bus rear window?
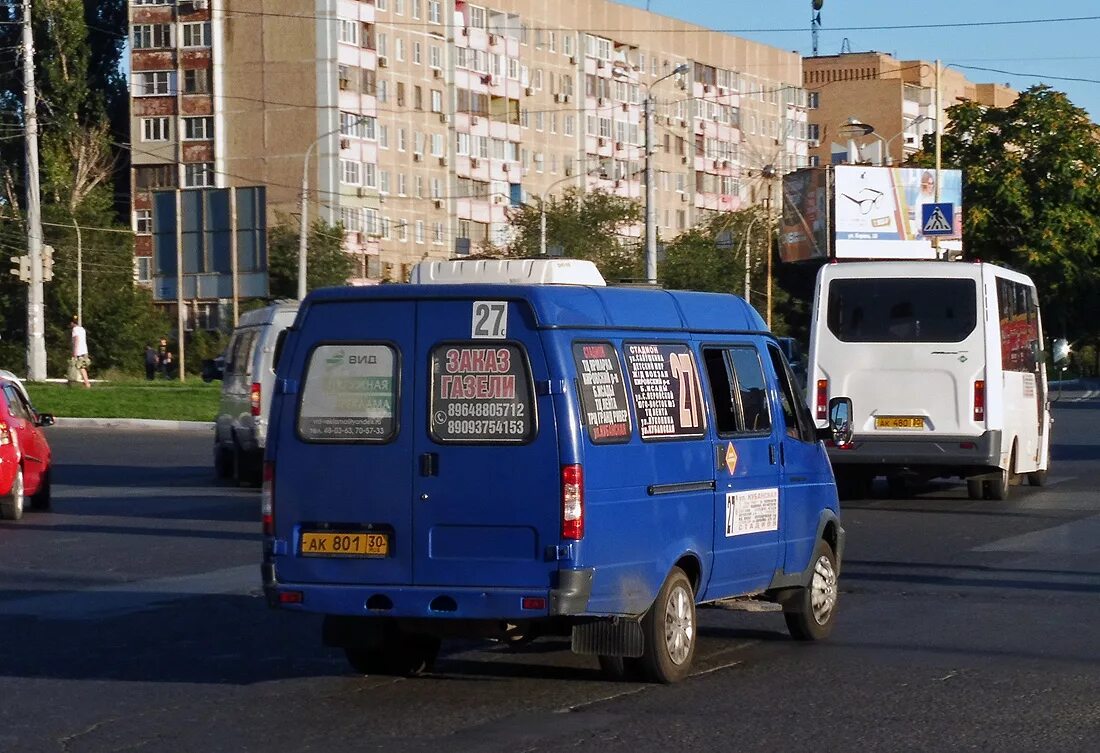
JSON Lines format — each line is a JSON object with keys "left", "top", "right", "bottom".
{"left": 429, "top": 343, "right": 534, "bottom": 443}
{"left": 298, "top": 344, "right": 397, "bottom": 442}
{"left": 827, "top": 278, "right": 977, "bottom": 343}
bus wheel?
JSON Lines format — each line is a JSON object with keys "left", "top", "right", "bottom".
{"left": 985, "top": 466, "right": 1011, "bottom": 501}
{"left": 1028, "top": 469, "right": 1048, "bottom": 487}
{"left": 638, "top": 567, "right": 696, "bottom": 684}
{"left": 784, "top": 539, "right": 839, "bottom": 641}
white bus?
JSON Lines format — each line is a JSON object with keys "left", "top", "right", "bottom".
{"left": 807, "top": 261, "right": 1051, "bottom": 500}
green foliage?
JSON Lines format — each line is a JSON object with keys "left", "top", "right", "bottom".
{"left": 267, "top": 214, "right": 353, "bottom": 298}
{"left": 912, "top": 85, "right": 1100, "bottom": 340}
{"left": 502, "top": 188, "right": 645, "bottom": 281}
{"left": 25, "top": 379, "right": 220, "bottom": 422}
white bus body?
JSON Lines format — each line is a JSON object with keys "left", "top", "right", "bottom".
{"left": 807, "top": 261, "right": 1051, "bottom": 499}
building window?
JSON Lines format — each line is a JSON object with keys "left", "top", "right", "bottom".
{"left": 339, "top": 18, "right": 359, "bottom": 45}
{"left": 397, "top": 221, "right": 408, "bottom": 241}
{"left": 415, "top": 220, "right": 426, "bottom": 244}
{"left": 433, "top": 222, "right": 443, "bottom": 244}
{"left": 430, "top": 45, "right": 442, "bottom": 69}
{"left": 183, "top": 163, "right": 215, "bottom": 189}
{"left": 183, "top": 69, "right": 210, "bottom": 94}
{"left": 182, "top": 116, "right": 214, "bottom": 140}
{"left": 431, "top": 133, "right": 444, "bottom": 156}
{"left": 135, "top": 209, "right": 153, "bottom": 234}
{"left": 468, "top": 5, "right": 487, "bottom": 29}
{"left": 136, "top": 256, "right": 152, "bottom": 283}
{"left": 395, "top": 37, "right": 405, "bottom": 62}
{"left": 395, "top": 0, "right": 405, "bottom": 15}
{"left": 431, "top": 89, "right": 443, "bottom": 112}
{"left": 135, "top": 165, "right": 178, "bottom": 189}
{"left": 428, "top": 0, "right": 441, "bottom": 24}
{"left": 341, "top": 159, "right": 362, "bottom": 185}
{"left": 141, "top": 117, "right": 171, "bottom": 142}
{"left": 808, "top": 91, "right": 820, "bottom": 109}
{"left": 379, "top": 125, "right": 389, "bottom": 148}
{"left": 398, "top": 173, "right": 407, "bottom": 195}
{"left": 134, "top": 71, "right": 176, "bottom": 96}
{"left": 181, "top": 22, "right": 211, "bottom": 48}
{"left": 379, "top": 171, "right": 390, "bottom": 194}
{"left": 132, "top": 24, "right": 173, "bottom": 49}
{"left": 364, "top": 163, "right": 378, "bottom": 189}
{"left": 413, "top": 41, "right": 422, "bottom": 64}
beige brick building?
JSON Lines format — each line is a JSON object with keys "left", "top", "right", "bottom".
{"left": 129, "top": 0, "right": 810, "bottom": 321}
{"left": 802, "top": 51, "right": 1016, "bottom": 167}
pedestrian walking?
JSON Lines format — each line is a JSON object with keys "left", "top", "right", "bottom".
{"left": 158, "top": 338, "right": 173, "bottom": 379}
{"left": 144, "top": 344, "right": 158, "bottom": 380}
{"left": 69, "top": 316, "right": 91, "bottom": 389}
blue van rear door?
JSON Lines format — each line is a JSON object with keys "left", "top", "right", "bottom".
{"left": 412, "top": 298, "right": 561, "bottom": 588}
{"left": 273, "top": 300, "right": 418, "bottom": 587}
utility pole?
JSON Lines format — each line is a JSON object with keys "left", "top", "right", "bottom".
{"left": 763, "top": 165, "right": 777, "bottom": 329}
{"left": 22, "top": 0, "right": 47, "bottom": 381}
{"left": 643, "top": 91, "right": 657, "bottom": 285}
{"left": 933, "top": 59, "right": 943, "bottom": 259}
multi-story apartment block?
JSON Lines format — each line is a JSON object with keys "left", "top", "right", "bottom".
{"left": 802, "top": 51, "right": 1016, "bottom": 166}
{"left": 128, "top": 0, "right": 809, "bottom": 319}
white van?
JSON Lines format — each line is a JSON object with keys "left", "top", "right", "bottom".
{"left": 214, "top": 302, "right": 298, "bottom": 482}
{"left": 807, "top": 261, "right": 1051, "bottom": 500}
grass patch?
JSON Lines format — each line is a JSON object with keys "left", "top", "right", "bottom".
{"left": 25, "top": 378, "right": 221, "bottom": 422}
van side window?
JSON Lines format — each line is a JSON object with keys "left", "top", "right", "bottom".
{"left": 702, "top": 348, "right": 739, "bottom": 434}
{"left": 572, "top": 341, "right": 631, "bottom": 443}
{"left": 766, "top": 344, "right": 815, "bottom": 442}
{"left": 429, "top": 343, "right": 535, "bottom": 444}
{"left": 624, "top": 342, "right": 706, "bottom": 440}
{"left": 728, "top": 347, "right": 771, "bottom": 433}
{"left": 298, "top": 344, "right": 398, "bottom": 442}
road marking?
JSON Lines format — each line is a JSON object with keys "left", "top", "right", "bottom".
{"left": 1, "top": 565, "right": 259, "bottom": 620}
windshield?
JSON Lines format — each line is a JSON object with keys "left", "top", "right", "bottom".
{"left": 827, "top": 277, "right": 978, "bottom": 343}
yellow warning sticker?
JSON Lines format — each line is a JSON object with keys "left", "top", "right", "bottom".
{"left": 724, "top": 442, "right": 739, "bottom": 474}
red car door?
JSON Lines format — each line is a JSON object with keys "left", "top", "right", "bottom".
{"left": 1, "top": 383, "right": 47, "bottom": 493}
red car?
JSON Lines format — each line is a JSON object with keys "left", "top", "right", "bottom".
{"left": 0, "top": 373, "right": 54, "bottom": 521}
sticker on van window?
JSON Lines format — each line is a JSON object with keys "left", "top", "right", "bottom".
{"left": 572, "top": 342, "right": 631, "bottom": 443}
{"left": 625, "top": 343, "right": 706, "bottom": 439}
{"left": 430, "top": 343, "right": 533, "bottom": 443}
{"left": 725, "top": 488, "right": 779, "bottom": 536}
{"left": 298, "top": 345, "right": 397, "bottom": 442}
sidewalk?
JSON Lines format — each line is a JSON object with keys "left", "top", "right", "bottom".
{"left": 55, "top": 417, "right": 214, "bottom": 432}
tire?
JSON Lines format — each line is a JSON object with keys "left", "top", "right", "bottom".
{"left": 1027, "top": 469, "right": 1048, "bottom": 487}
{"left": 598, "top": 654, "right": 642, "bottom": 681}
{"left": 966, "top": 479, "right": 984, "bottom": 500}
{"left": 836, "top": 473, "right": 872, "bottom": 501}
{"left": 343, "top": 627, "right": 441, "bottom": 677}
{"left": 784, "top": 539, "right": 839, "bottom": 642}
{"left": 29, "top": 468, "right": 51, "bottom": 511}
{"left": 637, "top": 567, "right": 696, "bottom": 684}
{"left": 1, "top": 467, "right": 25, "bottom": 521}
{"left": 214, "top": 445, "right": 233, "bottom": 480}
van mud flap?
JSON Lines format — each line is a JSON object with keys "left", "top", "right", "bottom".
{"left": 571, "top": 617, "right": 644, "bottom": 658}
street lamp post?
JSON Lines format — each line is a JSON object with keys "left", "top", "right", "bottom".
{"left": 530, "top": 165, "right": 603, "bottom": 257}
{"left": 883, "top": 114, "right": 933, "bottom": 165}
{"left": 641, "top": 63, "right": 690, "bottom": 285}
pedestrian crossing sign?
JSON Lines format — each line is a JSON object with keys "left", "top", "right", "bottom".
{"left": 921, "top": 202, "right": 955, "bottom": 236}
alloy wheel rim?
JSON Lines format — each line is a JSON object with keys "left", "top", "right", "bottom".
{"left": 663, "top": 583, "right": 694, "bottom": 665}
{"left": 810, "top": 554, "right": 837, "bottom": 625}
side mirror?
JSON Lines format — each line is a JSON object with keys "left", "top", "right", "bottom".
{"left": 1052, "top": 338, "right": 1070, "bottom": 364}
{"left": 36, "top": 413, "right": 55, "bottom": 427}
{"left": 828, "top": 397, "right": 853, "bottom": 446}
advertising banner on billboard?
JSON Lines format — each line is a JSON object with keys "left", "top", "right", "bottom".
{"left": 780, "top": 167, "right": 831, "bottom": 262}
{"left": 833, "top": 165, "right": 962, "bottom": 259}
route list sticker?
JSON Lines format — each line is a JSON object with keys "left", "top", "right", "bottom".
{"left": 725, "top": 488, "right": 780, "bottom": 537}
{"left": 625, "top": 343, "right": 705, "bottom": 439}
{"left": 572, "top": 342, "right": 630, "bottom": 443}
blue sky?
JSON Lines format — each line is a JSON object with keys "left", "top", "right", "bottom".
{"left": 620, "top": 0, "right": 1100, "bottom": 118}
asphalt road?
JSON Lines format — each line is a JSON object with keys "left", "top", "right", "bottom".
{"left": 1, "top": 391, "right": 1098, "bottom": 753}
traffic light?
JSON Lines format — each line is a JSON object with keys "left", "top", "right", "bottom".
{"left": 9, "top": 255, "right": 30, "bottom": 283}
{"left": 42, "top": 245, "right": 54, "bottom": 282}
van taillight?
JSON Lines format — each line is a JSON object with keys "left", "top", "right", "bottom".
{"left": 0, "top": 421, "right": 10, "bottom": 446}
{"left": 973, "top": 380, "right": 985, "bottom": 422}
{"left": 250, "top": 382, "right": 262, "bottom": 416}
{"left": 561, "top": 464, "right": 584, "bottom": 540}
{"left": 815, "top": 379, "right": 828, "bottom": 420}
{"left": 261, "top": 461, "right": 275, "bottom": 535}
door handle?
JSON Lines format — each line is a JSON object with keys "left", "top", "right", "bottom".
{"left": 769, "top": 444, "right": 777, "bottom": 465}
{"left": 419, "top": 452, "right": 438, "bottom": 477}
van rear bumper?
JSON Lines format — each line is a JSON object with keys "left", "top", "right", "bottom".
{"left": 828, "top": 430, "right": 1001, "bottom": 470}
{"left": 262, "top": 567, "right": 593, "bottom": 620}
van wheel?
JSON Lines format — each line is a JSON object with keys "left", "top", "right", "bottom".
{"left": 985, "top": 455, "right": 1015, "bottom": 501}
{"left": 784, "top": 539, "right": 839, "bottom": 641}
{"left": 1, "top": 467, "right": 25, "bottom": 521}
{"left": 344, "top": 630, "right": 441, "bottom": 677}
{"left": 1027, "top": 469, "right": 1048, "bottom": 487}
{"left": 836, "top": 473, "right": 872, "bottom": 500}
{"left": 966, "top": 479, "right": 984, "bottom": 500}
{"left": 598, "top": 655, "right": 642, "bottom": 681}
{"left": 637, "top": 567, "right": 696, "bottom": 684}
{"left": 29, "top": 469, "right": 51, "bottom": 511}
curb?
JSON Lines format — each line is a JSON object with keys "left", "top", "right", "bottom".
{"left": 55, "top": 417, "right": 214, "bottom": 432}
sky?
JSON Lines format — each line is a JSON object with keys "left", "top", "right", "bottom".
{"left": 619, "top": 0, "right": 1100, "bottom": 119}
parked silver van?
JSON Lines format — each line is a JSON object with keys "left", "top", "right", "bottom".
{"left": 214, "top": 302, "right": 298, "bottom": 482}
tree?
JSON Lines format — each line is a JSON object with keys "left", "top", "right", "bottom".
{"left": 502, "top": 188, "right": 644, "bottom": 281}
{"left": 912, "top": 85, "right": 1100, "bottom": 339}
{"left": 267, "top": 215, "right": 353, "bottom": 298}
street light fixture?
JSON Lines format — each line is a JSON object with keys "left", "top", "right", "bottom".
{"left": 838, "top": 117, "right": 875, "bottom": 164}
{"left": 530, "top": 162, "right": 607, "bottom": 257}
{"left": 883, "top": 114, "right": 934, "bottom": 165}
{"left": 616, "top": 61, "right": 690, "bottom": 285}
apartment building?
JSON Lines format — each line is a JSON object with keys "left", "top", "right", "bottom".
{"left": 802, "top": 51, "right": 1016, "bottom": 166}
{"left": 128, "top": 0, "right": 809, "bottom": 308}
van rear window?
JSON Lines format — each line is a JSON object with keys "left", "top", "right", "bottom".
{"left": 429, "top": 343, "right": 534, "bottom": 443}
{"left": 827, "top": 278, "right": 977, "bottom": 343}
{"left": 298, "top": 344, "right": 397, "bottom": 442}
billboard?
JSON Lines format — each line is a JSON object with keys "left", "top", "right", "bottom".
{"left": 780, "top": 167, "right": 830, "bottom": 262}
{"left": 833, "top": 165, "right": 962, "bottom": 260}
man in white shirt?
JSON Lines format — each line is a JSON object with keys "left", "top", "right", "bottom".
{"left": 70, "top": 315, "right": 91, "bottom": 388}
